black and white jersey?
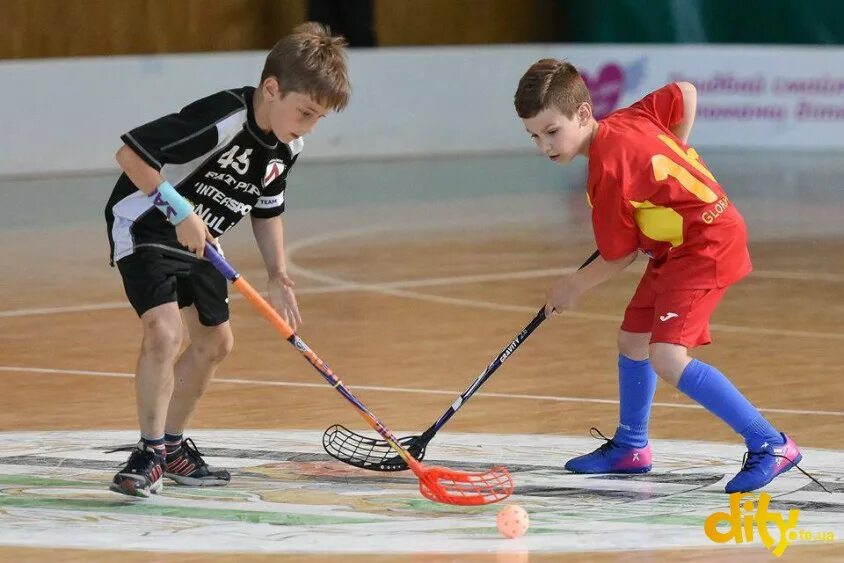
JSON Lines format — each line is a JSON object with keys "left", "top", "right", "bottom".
{"left": 106, "top": 86, "right": 301, "bottom": 263}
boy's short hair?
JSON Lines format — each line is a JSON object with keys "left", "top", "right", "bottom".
{"left": 262, "top": 22, "right": 351, "bottom": 111}
{"left": 514, "top": 59, "right": 592, "bottom": 119}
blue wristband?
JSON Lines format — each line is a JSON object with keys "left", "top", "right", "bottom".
{"left": 150, "top": 181, "right": 193, "bottom": 225}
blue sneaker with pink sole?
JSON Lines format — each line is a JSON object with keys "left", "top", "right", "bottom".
{"left": 725, "top": 433, "right": 802, "bottom": 493}
{"left": 564, "top": 428, "right": 653, "bottom": 474}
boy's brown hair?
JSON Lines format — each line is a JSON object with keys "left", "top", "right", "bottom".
{"left": 514, "top": 59, "right": 592, "bottom": 119}
{"left": 262, "top": 22, "right": 351, "bottom": 111}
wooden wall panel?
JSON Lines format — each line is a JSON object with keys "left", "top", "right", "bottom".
{"left": 374, "top": 0, "right": 564, "bottom": 46}
{"left": 0, "top": 0, "right": 306, "bottom": 59}
{"left": 0, "top": 0, "right": 564, "bottom": 59}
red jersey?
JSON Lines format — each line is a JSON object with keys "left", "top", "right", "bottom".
{"left": 587, "top": 83, "right": 752, "bottom": 292}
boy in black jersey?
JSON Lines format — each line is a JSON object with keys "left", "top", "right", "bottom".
{"left": 105, "top": 23, "right": 351, "bottom": 497}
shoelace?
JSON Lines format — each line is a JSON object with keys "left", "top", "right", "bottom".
{"left": 108, "top": 446, "right": 160, "bottom": 472}
{"left": 589, "top": 427, "right": 620, "bottom": 455}
{"left": 105, "top": 445, "right": 136, "bottom": 454}
{"left": 106, "top": 443, "right": 163, "bottom": 469}
{"left": 741, "top": 449, "right": 830, "bottom": 493}
{"left": 178, "top": 437, "right": 208, "bottom": 468}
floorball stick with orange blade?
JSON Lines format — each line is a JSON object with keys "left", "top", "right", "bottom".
{"left": 203, "top": 242, "right": 513, "bottom": 506}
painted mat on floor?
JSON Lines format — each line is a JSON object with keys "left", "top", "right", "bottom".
{"left": 0, "top": 430, "right": 841, "bottom": 556}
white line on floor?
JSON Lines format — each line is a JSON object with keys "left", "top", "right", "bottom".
{"left": 0, "top": 365, "right": 841, "bottom": 418}
{"left": 284, "top": 233, "right": 844, "bottom": 341}
{"left": 2, "top": 227, "right": 843, "bottom": 343}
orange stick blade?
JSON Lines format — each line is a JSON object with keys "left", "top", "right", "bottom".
{"left": 418, "top": 465, "right": 513, "bottom": 506}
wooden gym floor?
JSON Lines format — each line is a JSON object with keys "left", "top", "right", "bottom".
{"left": 0, "top": 153, "right": 842, "bottom": 561}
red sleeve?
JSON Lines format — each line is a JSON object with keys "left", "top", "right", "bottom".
{"left": 590, "top": 165, "right": 640, "bottom": 261}
{"left": 629, "top": 83, "right": 684, "bottom": 129}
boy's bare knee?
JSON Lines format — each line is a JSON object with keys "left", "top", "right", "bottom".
{"left": 648, "top": 343, "right": 690, "bottom": 386}
{"left": 194, "top": 326, "right": 234, "bottom": 364}
{"left": 617, "top": 330, "right": 650, "bottom": 360}
{"left": 140, "top": 307, "right": 183, "bottom": 362}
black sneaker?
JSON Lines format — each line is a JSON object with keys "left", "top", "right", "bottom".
{"left": 165, "top": 437, "right": 231, "bottom": 486}
{"left": 109, "top": 442, "right": 165, "bottom": 498}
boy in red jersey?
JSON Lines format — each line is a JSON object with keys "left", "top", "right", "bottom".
{"left": 514, "top": 59, "right": 800, "bottom": 493}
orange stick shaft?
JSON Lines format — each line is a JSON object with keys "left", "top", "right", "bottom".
{"left": 232, "top": 278, "right": 293, "bottom": 339}
{"left": 232, "top": 277, "right": 423, "bottom": 471}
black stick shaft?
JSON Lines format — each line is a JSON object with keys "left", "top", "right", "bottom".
{"left": 423, "top": 249, "right": 600, "bottom": 437}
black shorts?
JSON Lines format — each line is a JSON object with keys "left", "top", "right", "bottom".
{"left": 117, "top": 248, "right": 229, "bottom": 326}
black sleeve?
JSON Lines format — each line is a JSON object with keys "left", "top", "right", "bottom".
{"left": 251, "top": 153, "right": 297, "bottom": 218}
{"left": 251, "top": 179, "right": 287, "bottom": 218}
{"left": 121, "top": 90, "right": 244, "bottom": 170}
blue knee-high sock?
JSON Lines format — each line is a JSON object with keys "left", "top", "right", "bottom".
{"left": 678, "top": 359, "right": 783, "bottom": 450}
{"left": 612, "top": 355, "right": 658, "bottom": 448}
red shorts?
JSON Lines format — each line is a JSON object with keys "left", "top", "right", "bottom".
{"left": 621, "top": 268, "right": 727, "bottom": 348}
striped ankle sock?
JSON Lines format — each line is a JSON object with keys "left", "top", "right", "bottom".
{"left": 164, "top": 432, "right": 184, "bottom": 454}
{"left": 141, "top": 435, "right": 165, "bottom": 454}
